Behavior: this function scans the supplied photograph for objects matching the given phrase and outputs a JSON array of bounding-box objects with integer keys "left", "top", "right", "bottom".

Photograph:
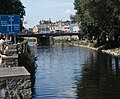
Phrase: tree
[
  {"left": 73, "top": 0, "right": 120, "bottom": 47},
  {"left": 73, "top": 0, "right": 96, "bottom": 39},
  {"left": 0, "top": 0, "right": 26, "bottom": 31}
]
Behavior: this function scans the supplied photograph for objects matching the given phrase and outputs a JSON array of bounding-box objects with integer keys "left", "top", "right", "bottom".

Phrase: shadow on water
[{"left": 77, "top": 51, "right": 120, "bottom": 99}]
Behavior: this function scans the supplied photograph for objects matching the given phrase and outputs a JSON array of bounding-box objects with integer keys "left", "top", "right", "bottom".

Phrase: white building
[
  {"left": 33, "top": 22, "right": 50, "bottom": 34},
  {"left": 33, "top": 25, "right": 40, "bottom": 33},
  {"left": 70, "top": 22, "right": 80, "bottom": 33},
  {"left": 63, "top": 24, "right": 70, "bottom": 32},
  {"left": 33, "top": 20, "right": 80, "bottom": 34}
]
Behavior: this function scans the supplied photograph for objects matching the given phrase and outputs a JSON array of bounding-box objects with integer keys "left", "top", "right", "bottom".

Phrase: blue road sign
[{"left": 0, "top": 15, "right": 20, "bottom": 34}]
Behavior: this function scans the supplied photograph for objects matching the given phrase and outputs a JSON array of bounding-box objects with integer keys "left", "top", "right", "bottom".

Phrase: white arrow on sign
[{"left": 9, "top": 17, "right": 14, "bottom": 31}]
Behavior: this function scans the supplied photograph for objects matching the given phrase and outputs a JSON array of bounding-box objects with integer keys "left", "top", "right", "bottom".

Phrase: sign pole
[{"left": 14, "top": 34, "right": 17, "bottom": 44}]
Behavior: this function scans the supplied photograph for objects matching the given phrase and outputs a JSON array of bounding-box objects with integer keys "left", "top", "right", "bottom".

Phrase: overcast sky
[{"left": 21, "top": 0, "right": 76, "bottom": 28}]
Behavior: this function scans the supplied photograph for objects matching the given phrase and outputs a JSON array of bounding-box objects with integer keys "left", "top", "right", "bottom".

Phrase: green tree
[
  {"left": 74, "top": 0, "right": 95, "bottom": 37},
  {"left": 73, "top": 0, "right": 120, "bottom": 47},
  {"left": 0, "top": 0, "right": 26, "bottom": 31},
  {"left": 89, "top": 0, "right": 120, "bottom": 46}
]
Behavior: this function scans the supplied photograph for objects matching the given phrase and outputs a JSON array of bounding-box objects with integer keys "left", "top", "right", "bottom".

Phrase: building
[
  {"left": 70, "top": 22, "right": 80, "bottom": 33},
  {"left": 33, "top": 20, "right": 51, "bottom": 34},
  {"left": 33, "top": 25, "right": 40, "bottom": 33},
  {"left": 33, "top": 19, "right": 80, "bottom": 34}
]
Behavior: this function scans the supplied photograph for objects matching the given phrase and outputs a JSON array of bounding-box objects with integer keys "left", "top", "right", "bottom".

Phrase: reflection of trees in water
[{"left": 76, "top": 51, "right": 120, "bottom": 99}]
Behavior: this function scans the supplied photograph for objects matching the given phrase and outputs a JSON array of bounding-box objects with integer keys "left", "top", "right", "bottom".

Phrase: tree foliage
[
  {"left": 0, "top": 0, "right": 26, "bottom": 31},
  {"left": 0, "top": 0, "right": 25, "bottom": 17},
  {"left": 73, "top": 0, "right": 120, "bottom": 47}
]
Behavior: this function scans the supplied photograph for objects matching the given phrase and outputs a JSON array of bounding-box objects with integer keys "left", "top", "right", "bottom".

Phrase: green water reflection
[{"left": 77, "top": 51, "right": 120, "bottom": 99}]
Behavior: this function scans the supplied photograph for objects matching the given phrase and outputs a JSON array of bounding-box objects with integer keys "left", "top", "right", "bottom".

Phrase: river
[{"left": 31, "top": 43, "right": 120, "bottom": 99}]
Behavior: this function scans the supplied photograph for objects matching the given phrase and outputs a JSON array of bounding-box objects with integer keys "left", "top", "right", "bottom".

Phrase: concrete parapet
[
  {"left": 6, "top": 44, "right": 17, "bottom": 49},
  {"left": 0, "top": 67, "right": 31, "bottom": 98},
  {"left": 0, "top": 67, "right": 30, "bottom": 80},
  {"left": 4, "top": 49, "right": 17, "bottom": 56},
  {"left": 0, "top": 54, "right": 18, "bottom": 67}
]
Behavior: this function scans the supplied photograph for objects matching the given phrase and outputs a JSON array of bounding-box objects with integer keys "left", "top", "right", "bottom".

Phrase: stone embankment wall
[
  {"left": 0, "top": 41, "right": 31, "bottom": 98},
  {"left": 0, "top": 71, "right": 31, "bottom": 99}
]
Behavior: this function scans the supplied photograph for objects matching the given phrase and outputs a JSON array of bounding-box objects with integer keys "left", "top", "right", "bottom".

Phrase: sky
[{"left": 21, "top": 0, "right": 76, "bottom": 29}]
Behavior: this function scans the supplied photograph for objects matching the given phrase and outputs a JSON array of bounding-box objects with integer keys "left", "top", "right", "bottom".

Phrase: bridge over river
[
  {"left": 17, "top": 32, "right": 81, "bottom": 37},
  {"left": 17, "top": 32, "right": 81, "bottom": 45}
]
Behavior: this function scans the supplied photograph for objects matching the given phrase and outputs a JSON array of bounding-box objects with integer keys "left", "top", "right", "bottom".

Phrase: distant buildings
[
  {"left": 70, "top": 22, "right": 80, "bottom": 33},
  {"left": 33, "top": 20, "right": 51, "bottom": 34},
  {"left": 33, "top": 19, "right": 80, "bottom": 34}
]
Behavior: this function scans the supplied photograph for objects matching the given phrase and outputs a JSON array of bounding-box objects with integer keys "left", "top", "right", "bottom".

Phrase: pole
[{"left": 14, "top": 34, "right": 17, "bottom": 44}]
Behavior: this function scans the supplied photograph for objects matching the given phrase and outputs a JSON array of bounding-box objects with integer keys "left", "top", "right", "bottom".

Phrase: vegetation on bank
[
  {"left": 54, "top": 39, "right": 69, "bottom": 43},
  {"left": 68, "top": 39, "right": 120, "bottom": 57}
]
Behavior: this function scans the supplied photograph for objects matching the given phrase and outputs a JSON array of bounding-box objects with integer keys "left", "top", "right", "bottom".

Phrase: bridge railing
[
  {"left": 0, "top": 40, "right": 28, "bottom": 67},
  {"left": 17, "top": 40, "right": 28, "bottom": 54}
]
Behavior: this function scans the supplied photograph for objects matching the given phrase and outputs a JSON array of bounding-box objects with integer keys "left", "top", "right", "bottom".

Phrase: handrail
[{"left": 16, "top": 40, "right": 28, "bottom": 54}]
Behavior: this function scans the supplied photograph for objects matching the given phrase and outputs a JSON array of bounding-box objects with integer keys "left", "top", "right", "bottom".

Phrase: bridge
[
  {"left": 17, "top": 32, "right": 81, "bottom": 46},
  {"left": 17, "top": 32, "right": 81, "bottom": 37}
]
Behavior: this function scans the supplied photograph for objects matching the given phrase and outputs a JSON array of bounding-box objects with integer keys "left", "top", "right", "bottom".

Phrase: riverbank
[
  {"left": 68, "top": 40, "right": 120, "bottom": 57},
  {"left": 18, "top": 44, "right": 37, "bottom": 93}
]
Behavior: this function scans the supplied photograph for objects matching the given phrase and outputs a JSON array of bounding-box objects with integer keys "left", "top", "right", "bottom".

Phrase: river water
[{"left": 31, "top": 43, "right": 120, "bottom": 99}]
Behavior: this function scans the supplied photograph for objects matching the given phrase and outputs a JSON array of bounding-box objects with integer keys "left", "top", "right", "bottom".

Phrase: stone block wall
[
  {"left": 0, "top": 41, "right": 32, "bottom": 98},
  {"left": 0, "top": 78, "right": 31, "bottom": 99}
]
